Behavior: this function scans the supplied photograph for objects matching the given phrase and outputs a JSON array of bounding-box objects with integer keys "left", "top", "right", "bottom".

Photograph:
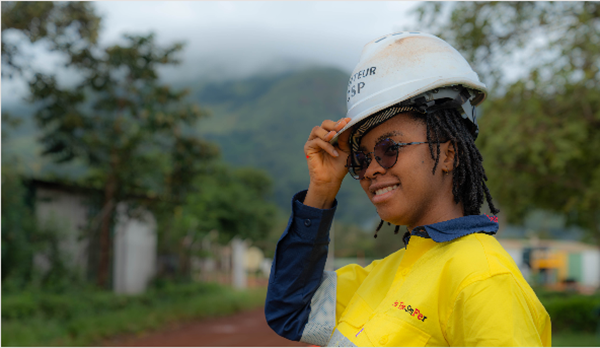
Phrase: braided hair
[
  {"left": 372, "top": 108, "right": 499, "bottom": 238},
  {"left": 414, "top": 108, "right": 499, "bottom": 216}
]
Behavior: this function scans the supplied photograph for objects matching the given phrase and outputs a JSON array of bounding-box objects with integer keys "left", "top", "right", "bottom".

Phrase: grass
[
  {"left": 552, "top": 331, "right": 600, "bottom": 347},
  {"left": 4, "top": 283, "right": 599, "bottom": 347},
  {"left": 1, "top": 283, "right": 267, "bottom": 346}
]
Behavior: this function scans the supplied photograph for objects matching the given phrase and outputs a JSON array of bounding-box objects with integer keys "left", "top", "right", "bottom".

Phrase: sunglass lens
[
  {"left": 374, "top": 139, "right": 398, "bottom": 168},
  {"left": 349, "top": 152, "right": 369, "bottom": 180}
]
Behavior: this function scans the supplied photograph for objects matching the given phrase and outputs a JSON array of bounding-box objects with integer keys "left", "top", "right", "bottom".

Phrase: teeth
[{"left": 375, "top": 184, "right": 398, "bottom": 196}]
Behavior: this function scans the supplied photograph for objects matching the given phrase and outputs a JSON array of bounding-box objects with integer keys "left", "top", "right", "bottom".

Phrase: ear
[{"left": 441, "top": 140, "right": 458, "bottom": 172}]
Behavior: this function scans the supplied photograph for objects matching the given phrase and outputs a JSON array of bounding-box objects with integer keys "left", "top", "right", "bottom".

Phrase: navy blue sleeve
[{"left": 264, "top": 189, "right": 337, "bottom": 341}]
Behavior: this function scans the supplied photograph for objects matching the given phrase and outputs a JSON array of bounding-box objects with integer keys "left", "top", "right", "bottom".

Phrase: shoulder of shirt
[
  {"left": 437, "top": 234, "right": 549, "bottom": 322},
  {"left": 446, "top": 235, "right": 550, "bottom": 324},
  {"left": 439, "top": 233, "right": 525, "bottom": 292}
]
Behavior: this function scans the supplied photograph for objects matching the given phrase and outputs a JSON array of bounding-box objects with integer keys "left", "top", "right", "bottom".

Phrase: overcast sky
[
  {"left": 94, "top": 1, "right": 421, "bottom": 79},
  {"left": 3, "top": 1, "right": 423, "bottom": 103}
]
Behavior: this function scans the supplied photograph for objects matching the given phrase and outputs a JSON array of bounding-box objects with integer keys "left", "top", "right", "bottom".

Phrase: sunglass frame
[{"left": 346, "top": 138, "right": 429, "bottom": 180}]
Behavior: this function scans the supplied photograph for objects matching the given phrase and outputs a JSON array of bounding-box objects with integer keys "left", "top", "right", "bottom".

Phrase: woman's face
[{"left": 358, "top": 113, "right": 455, "bottom": 229}]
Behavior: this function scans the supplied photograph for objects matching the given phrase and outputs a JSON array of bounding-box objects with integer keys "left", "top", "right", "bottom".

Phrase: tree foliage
[
  {"left": 166, "top": 165, "right": 278, "bottom": 247},
  {"left": 154, "top": 164, "right": 278, "bottom": 279},
  {"left": 1, "top": 1, "right": 101, "bottom": 77},
  {"left": 414, "top": 2, "right": 600, "bottom": 243},
  {"left": 27, "top": 31, "right": 220, "bottom": 287},
  {"left": 29, "top": 33, "right": 218, "bottom": 194}
]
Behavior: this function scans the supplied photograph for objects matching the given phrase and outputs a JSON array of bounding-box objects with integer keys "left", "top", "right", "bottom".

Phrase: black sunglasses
[{"left": 346, "top": 138, "right": 429, "bottom": 180}]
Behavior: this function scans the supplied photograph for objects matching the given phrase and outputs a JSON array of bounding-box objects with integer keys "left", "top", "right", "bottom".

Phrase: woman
[{"left": 265, "top": 32, "right": 551, "bottom": 347}]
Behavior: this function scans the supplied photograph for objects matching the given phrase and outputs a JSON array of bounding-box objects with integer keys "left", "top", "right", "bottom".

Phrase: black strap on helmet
[{"left": 400, "top": 86, "right": 480, "bottom": 138}]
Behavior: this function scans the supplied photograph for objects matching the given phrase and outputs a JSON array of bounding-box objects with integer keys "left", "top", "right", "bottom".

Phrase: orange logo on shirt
[{"left": 393, "top": 301, "right": 427, "bottom": 322}]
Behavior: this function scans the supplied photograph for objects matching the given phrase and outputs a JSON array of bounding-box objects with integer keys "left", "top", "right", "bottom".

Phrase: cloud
[
  {"left": 94, "top": 2, "right": 421, "bottom": 81},
  {"left": 2, "top": 2, "right": 421, "bottom": 103}
]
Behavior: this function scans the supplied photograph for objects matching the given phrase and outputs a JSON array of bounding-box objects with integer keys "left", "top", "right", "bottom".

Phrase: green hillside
[
  {"left": 1, "top": 67, "right": 379, "bottom": 226},
  {"left": 190, "top": 67, "right": 377, "bottom": 226}
]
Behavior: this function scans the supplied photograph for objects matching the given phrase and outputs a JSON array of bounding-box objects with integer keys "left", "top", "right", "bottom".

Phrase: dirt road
[{"left": 105, "top": 307, "right": 308, "bottom": 347}]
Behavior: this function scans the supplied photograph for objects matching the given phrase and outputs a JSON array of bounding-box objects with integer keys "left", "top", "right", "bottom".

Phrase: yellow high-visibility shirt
[
  {"left": 331, "top": 234, "right": 551, "bottom": 347},
  {"left": 265, "top": 192, "right": 551, "bottom": 347}
]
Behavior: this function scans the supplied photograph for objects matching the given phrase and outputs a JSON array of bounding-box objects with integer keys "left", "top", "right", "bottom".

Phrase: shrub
[
  {"left": 1, "top": 281, "right": 224, "bottom": 321},
  {"left": 539, "top": 294, "right": 600, "bottom": 333}
]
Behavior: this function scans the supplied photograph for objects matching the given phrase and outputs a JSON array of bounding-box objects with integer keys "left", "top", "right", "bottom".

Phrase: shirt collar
[{"left": 403, "top": 214, "right": 499, "bottom": 246}]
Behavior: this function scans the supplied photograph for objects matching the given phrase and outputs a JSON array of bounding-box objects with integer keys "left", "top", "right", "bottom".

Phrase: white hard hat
[{"left": 332, "top": 31, "right": 487, "bottom": 143}]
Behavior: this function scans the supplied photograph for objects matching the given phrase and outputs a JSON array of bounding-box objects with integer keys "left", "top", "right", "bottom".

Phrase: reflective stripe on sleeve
[
  {"left": 328, "top": 328, "right": 357, "bottom": 347},
  {"left": 300, "top": 271, "right": 338, "bottom": 346}
]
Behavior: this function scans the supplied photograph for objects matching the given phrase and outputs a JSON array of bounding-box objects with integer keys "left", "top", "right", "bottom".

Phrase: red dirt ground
[{"left": 103, "top": 307, "right": 308, "bottom": 347}]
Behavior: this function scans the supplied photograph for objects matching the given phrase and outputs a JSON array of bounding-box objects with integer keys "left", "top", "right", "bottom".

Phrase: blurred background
[{"left": 1, "top": 1, "right": 599, "bottom": 346}]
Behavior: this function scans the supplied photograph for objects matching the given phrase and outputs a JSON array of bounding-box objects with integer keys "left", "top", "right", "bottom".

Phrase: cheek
[
  {"left": 396, "top": 151, "right": 431, "bottom": 178},
  {"left": 395, "top": 155, "right": 437, "bottom": 193},
  {"left": 415, "top": 148, "right": 438, "bottom": 176}
]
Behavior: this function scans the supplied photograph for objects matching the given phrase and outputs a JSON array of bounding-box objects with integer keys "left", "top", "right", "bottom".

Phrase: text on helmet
[{"left": 347, "top": 66, "right": 376, "bottom": 102}]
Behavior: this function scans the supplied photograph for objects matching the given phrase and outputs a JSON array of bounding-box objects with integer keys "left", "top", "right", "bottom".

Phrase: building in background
[
  {"left": 499, "top": 238, "right": 600, "bottom": 292},
  {"left": 31, "top": 179, "right": 157, "bottom": 294}
]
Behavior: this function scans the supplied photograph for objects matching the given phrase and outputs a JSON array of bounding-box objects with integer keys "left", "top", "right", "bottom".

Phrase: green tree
[
  {"left": 1, "top": 1, "right": 100, "bottom": 77},
  {"left": 1, "top": 1, "right": 101, "bottom": 146},
  {"left": 28, "top": 33, "right": 218, "bottom": 288},
  {"left": 158, "top": 164, "right": 278, "bottom": 279},
  {"left": 171, "top": 165, "right": 277, "bottom": 244},
  {"left": 414, "top": 2, "right": 600, "bottom": 244}
]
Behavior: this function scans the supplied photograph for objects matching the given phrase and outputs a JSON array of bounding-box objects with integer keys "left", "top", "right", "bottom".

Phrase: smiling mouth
[{"left": 374, "top": 184, "right": 399, "bottom": 196}]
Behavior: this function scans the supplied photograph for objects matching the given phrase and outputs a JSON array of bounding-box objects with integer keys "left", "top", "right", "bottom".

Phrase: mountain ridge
[{"left": 1, "top": 66, "right": 378, "bottom": 226}]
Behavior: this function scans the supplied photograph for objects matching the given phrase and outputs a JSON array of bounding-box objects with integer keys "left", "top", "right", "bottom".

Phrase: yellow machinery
[{"left": 530, "top": 248, "right": 568, "bottom": 285}]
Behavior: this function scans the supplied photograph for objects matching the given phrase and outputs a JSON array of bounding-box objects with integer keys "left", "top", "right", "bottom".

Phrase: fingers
[
  {"left": 325, "top": 117, "right": 352, "bottom": 132},
  {"left": 308, "top": 125, "right": 335, "bottom": 142},
  {"left": 305, "top": 137, "right": 340, "bottom": 158},
  {"left": 308, "top": 117, "right": 352, "bottom": 142}
]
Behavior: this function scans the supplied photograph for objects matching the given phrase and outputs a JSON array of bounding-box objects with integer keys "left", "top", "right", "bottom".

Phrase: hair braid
[
  {"left": 425, "top": 115, "right": 438, "bottom": 174},
  {"left": 411, "top": 108, "right": 499, "bottom": 216},
  {"left": 443, "top": 113, "right": 479, "bottom": 211},
  {"left": 437, "top": 114, "right": 464, "bottom": 202}
]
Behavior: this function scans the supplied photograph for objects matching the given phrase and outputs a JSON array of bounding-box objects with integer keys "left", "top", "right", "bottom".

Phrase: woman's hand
[{"left": 303, "top": 117, "right": 352, "bottom": 209}]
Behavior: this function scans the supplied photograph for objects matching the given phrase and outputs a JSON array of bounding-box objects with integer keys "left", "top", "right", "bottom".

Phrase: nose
[{"left": 362, "top": 154, "right": 386, "bottom": 180}]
